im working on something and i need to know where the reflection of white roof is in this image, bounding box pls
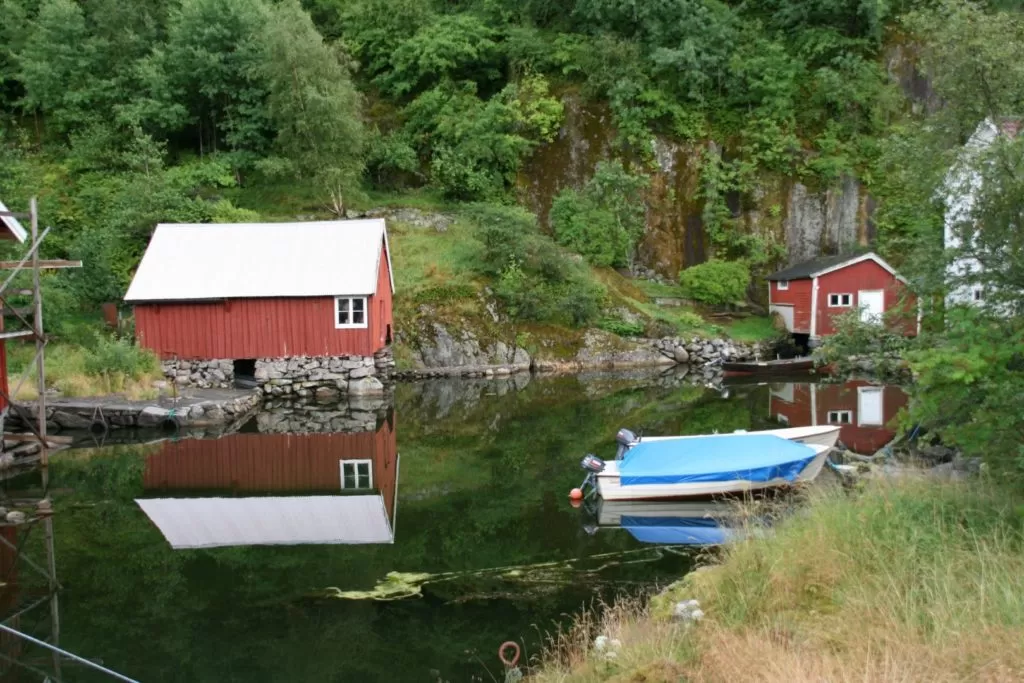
[136,495,394,548]
[124,219,393,302]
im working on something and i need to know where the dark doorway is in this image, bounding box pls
[233,358,257,388]
[385,324,393,345]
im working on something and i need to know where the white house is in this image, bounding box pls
[943,117,1021,311]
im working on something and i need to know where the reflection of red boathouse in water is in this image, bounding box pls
[137,418,398,548]
[769,381,908,454]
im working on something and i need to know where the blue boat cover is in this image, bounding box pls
[621,515,733,545]
[618,434,817,486]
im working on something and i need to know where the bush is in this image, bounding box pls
[83,333,161,380]
[550,160,648,268]
[814,309,912,377]
[598,317,645,337]
[679,260,750,305]
[466,203,605,327]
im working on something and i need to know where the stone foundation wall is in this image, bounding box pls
[162,348,396,396]
[162,359,234,389]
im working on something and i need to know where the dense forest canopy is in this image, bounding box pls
[0,0,1016,303]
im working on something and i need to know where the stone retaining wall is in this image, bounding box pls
[163,359,234,389]
[15,390,263,432]
[162,348,396,395]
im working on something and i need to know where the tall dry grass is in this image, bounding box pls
[8,336,162,400]
[532,481,1024,682]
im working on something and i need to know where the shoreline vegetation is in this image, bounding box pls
[532,480,1024,682]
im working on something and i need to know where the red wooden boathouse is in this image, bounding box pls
[125,219,394,361]
[137,417,400,548]
[770,380,908,455]
[766,252,917,345]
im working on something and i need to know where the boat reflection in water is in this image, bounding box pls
[768,380,908,455]
[136,412,398,548]
[582,499,769,546]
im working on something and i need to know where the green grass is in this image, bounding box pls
[533,480,1024,682]
[7,318,163,400]
[723,315,778,342]
[223,178,333,221]
[388,218,480,295]
[634,280,689,300]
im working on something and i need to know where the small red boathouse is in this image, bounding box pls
[125,219,394,361]
[766,252,917,345]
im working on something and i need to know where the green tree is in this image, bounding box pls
[550,160,649,268]
[17,0,99,131]
[160,0,272,162]
[259,0,364,215]
[869,1,1024,480]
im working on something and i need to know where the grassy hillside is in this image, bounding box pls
[534,480,1024,682]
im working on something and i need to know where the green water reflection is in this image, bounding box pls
[14,369,790,682]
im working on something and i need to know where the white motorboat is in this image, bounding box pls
[577,425,839,502]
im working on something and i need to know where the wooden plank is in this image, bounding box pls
[0,259,82,270]
[0,211,29,219]
[0,306,32,317]
[0,330,34,340]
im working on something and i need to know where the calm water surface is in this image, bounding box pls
[1,371,906,682]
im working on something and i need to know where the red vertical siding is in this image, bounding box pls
[768,279,813,333]
[815,261,917,338]
[134,238,394,360]
[769,380,909,454]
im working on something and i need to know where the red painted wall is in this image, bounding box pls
[770,380,909,454]
[769,279,813,333]
[815,260,917,337]
[142,420,398,522]
[133,240,393,360]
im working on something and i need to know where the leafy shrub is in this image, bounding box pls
[679,260,750,305]
[464,204,604,327]
[598,317,645,337]
[83,333,161,380]
[814,309,912,377]
[550,160,649,268]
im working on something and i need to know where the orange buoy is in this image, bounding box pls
[569,498,582,508]
[569,488,584,501]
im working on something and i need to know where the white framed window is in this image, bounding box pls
[827,410,853,425]
[828,293,853,307]
[335,296,368,329]
[776,413,790,425]
[340,460,372,489]
[972,287,984,302]
[777,280,789,291]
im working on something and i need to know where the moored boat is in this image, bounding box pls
[721,356,817,376]
[577,425,839,502]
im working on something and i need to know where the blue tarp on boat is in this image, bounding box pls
[618,434,817,486]
[621,515,733,545]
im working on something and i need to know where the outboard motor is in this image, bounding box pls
[615,428,638,460]
[580,453,606,473]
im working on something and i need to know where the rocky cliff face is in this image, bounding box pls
[517,96,876,282]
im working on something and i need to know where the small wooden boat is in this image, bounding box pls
[721,357,816,376]
[578,425,839,502]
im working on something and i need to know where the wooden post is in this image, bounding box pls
[30,198,46,466]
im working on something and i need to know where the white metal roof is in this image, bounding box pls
[135,495,394,548]
[124,219,393,302]
[0,198,28,243]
